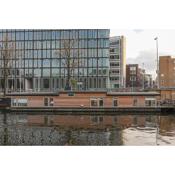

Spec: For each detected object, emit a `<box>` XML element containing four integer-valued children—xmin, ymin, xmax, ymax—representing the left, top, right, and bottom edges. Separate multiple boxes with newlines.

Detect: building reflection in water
<box><xmin>0</xmin><ymin>113</ymin><xmax>175</xmax><ymax>145</ymax></box>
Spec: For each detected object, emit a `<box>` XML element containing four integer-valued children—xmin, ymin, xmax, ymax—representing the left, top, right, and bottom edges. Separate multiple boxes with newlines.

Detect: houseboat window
<box><xmin>90</xmin><ymin>98</ymin><xmax>103</xmax><ymax>107</ymax></box>
<box><xmin>91</xmin><ymin>98</ymin><xmax>98</xmax><ymax>107</ymax></box>
<box><xmin>49</xmin><ymin>98</ymin><xmax>54</xmax><ymax>106</ymax></box>
<box><xmin>113</xmin><ymin>98</ymin><xmax>118</xmax><ymax>106</ymax></box>
<box><xmin>12</xmin><ymin>99</ymin><xmax>17</xmax><ymax>106</ymax></box>
<box><xmin>44</xmin><ymin>97</ymin><xmax>54</xmax><ymax>106</ymax></box>
<box><xmin>68</xmin><ymin>92</ymin><xmax>75</xmax><ymax>96</ymax></box>
<box><xmin>145</xmin><ymin>98</ymin><xmax>156</xmax><ymax>107</ymax></box>
<box><xmin>18</xmin><ymin>99</ymin><xmax>28</xmax><ymax>107</ymax></box>
<box><xmin>44</xmin><ymin>97</ymin><xmax>49</xmax><ymax>106</ymax></box>
<box><xmin>99</xmin><ymin>98</ymin><xmax>103</xmax><ymax>107</ymax></box>
<box><xmin>133</xmin><ymin>98</ymin><xmax>138</xmax><ymax>106</ymax></box>
<box><xmin>11</xmin><ymin>99</ymin><xmax>28</xmax><ymax>107</ymax></box>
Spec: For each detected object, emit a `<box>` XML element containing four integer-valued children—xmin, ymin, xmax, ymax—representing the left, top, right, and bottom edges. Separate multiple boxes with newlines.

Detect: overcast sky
<box><xmin>110</xmin><ymin>30</ymin><xmax>175</xmax><ymax>78</ymax></box>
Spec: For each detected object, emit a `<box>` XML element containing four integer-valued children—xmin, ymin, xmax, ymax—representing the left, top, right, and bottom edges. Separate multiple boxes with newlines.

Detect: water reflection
<box><xmin>0</xmin><ymin>112</ymin><xmax>175</xmax><ymax>145</ymax></box>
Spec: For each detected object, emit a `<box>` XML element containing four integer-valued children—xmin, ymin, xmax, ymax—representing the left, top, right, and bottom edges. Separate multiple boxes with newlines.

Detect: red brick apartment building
<box><xmin>126</xmin><ymin>64</ymin><xmax>144</xmax><ymax>89</ymax></box>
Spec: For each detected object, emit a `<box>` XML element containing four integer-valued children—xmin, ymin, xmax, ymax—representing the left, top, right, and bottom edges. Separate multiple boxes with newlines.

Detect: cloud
<box><xmin>127</xmin><ymin>49</ymin><xmax>159</xmax><ymax>78</ymax></box>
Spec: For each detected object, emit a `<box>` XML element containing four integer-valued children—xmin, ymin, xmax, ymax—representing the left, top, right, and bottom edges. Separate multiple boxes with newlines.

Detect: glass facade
<box><xmin>0</xmin><ymin>29</ymin><xmax>110</xmax><ymax>92</ymax></box>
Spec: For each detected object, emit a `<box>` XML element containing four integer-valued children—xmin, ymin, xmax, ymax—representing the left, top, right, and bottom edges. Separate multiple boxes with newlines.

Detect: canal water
<box><xmin>0</xmin><ymin>112</ymin><xmax>175</xmax><ymax>145</ymax></box>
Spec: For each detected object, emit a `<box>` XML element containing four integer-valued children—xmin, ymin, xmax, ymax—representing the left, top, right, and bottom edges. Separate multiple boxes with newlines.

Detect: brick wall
<box><xmin>10</xmin><ymin>92</ymin><xmax>159</xmax><ymax>107</ymax></box>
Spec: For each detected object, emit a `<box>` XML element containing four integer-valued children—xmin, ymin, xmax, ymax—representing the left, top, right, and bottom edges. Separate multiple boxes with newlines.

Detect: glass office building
<box><xmin>0</xmin><ymin>29</ymin><xmax>110</xmax><ymax>92</ymax></box>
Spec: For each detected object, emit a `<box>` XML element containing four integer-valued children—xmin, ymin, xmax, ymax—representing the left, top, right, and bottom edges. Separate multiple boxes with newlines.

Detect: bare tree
<box><xmin>55</xmin><ymin>39</ymin><xmax>79</xmax><ymax>90</ymax></box>
<box><xmin>0</xmin><ymin>33</ymin><xmax>15</xmax><ymax>97</ymax></box>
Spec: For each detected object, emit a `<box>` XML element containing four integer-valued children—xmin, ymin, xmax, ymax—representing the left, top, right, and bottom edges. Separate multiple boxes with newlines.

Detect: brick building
<box><xmin>126</xmin><ymin>64</ymin><xmax>144</xmax><ymax>90</ymax></box>
<box><xmin>159</xmin><ymin>56</ymin><xmax>175</xmax><ymax>88</ymax></box>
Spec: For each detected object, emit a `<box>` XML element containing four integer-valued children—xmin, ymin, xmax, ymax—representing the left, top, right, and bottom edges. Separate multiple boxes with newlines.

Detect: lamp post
<box><xmin>19</xmin><ymin>57</ymin><xmax>22</xmax><ymax>93</ymax></box>
<box><xmin>142</xmin><ymin>63</ymin><xmax>145</xmax><ymax>90</ymax></box>
<box><xmin>154</xmin><ymin>37</ymin><xmax>159</xmax><ymax>89</ymax></box>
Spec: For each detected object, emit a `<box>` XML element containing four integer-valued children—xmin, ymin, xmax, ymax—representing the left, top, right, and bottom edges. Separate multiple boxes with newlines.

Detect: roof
<box><xmin>6</xmin><ymin>91</ymin><xmax>160</xmax><ymax>96</ymax></box>
<box><xmin>107</xmin><ymin>91</ymin><xmax>160</xmax><ymax>96</ymax></box>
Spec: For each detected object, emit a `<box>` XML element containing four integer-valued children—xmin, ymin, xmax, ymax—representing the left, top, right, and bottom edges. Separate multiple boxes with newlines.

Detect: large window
<box><xmin>43</xmin><ymin>79</ymin><xmax>50</xmax><ymax>89</ymax></box>
<box><xmin>43</xmin><ymin>69</ymin><xmax>50</xmax><ymax>76</ymax></box>
<box><xmin>34</xmin><ymin>69</ymin><xmax>41</xmax><ymax>77</ymax></box>
<box><xmin>44</xmin><ymin>97</ymin><xmax>54</xmax><ymax>106</ymax></box>
<box><xmin>90</xmin><ymin>98</ymin><xmax>104</xmax><ymax>107</ymax></box>
<box><xmin>11</xmin><ymin>98</ymin><xmax>28</xmax><ymax>107</ymax></box>
<box><xmin>145</xmin><ymin>98</ymin><xmax>156</xmax><ymax>107</ymax></box>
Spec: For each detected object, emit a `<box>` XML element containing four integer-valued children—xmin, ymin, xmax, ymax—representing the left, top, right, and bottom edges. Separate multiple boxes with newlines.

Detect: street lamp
<box><xmin>142</xmin><ymin>63</ymin><xmax>145</xmax><ymax>90</ymax></box>
<box><xmin>154</xmin><ymin>37</ymin><xmax>159</xmax><ymax>89</ymax></box>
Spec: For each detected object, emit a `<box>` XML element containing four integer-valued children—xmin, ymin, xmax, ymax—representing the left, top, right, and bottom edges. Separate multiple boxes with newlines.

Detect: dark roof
<box><xmin>107</xmin><ymin>91</ymin><xmax>160</xmax><ymax>96</ymax></box>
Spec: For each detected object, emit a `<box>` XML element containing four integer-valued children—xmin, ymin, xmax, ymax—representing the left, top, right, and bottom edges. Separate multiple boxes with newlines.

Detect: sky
<box><xmin>110</xmin><ymin>30</ymin><xmax>175</xmax><ymax>78</ymax></box>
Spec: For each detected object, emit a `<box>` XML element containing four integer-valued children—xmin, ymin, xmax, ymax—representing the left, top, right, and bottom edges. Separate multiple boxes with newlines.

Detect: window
<box><xmin>98</xmin><ymin>29</ymin><xmax>109</xmax><ymax>38</ymax></box>
<box><xmin>133</xmin><ymin>98</ymin><xmax>138</xmax><ymax>106</ymax></box>
<box><xmin>44</xmin><ymin>97</ymin><xmax>54</xmax><ymax>106</ymax></box>
<box><xmin>88</xmin><ymin>39</ymin><xmax>97</xmax><ymax>48</ymax></box>
<box><xmin>52</xmin><ymin>68</ymin><xmax>60</xmax><ymax>76</ymax></box>
<box><xmin>88</xmin><ymin>30</ymin><xmax>97</xmax><ymax>38</ymax></box>
<box><xmin>114</xmin><ymin>84</ymin><xmax>119</xmax><ymax>88</ymax></box>
<box><xmin>99</xmin><ymin>98</ymin><xmax>103</xmax><ymax>107</ymax></box>
<box><xmin>11</xmin><ymin>99</ymin><xmax>17</xmax><ymax>106</ymax></box>
<box><xmin>111</xmin><ymin>70</ymin><xmax>119</xmax><ymax>74</ymax></box>
<box><xmin>110</xmin><ymin>62</ymin><xmax>119</xmax><ymax>67</ymax></box>
<box><xmin>145</xmin><ymin>98</ymin><xmax>156</xmax><ymax>107</ymax></box>
<box><xmin>130</xmin><ymin>66</ymin><xmax>136</xmax><ymax>71</ymax></box>
<box><xmin>43</xmin><ymin>59</ymin><xmax>50</xmax><ymax>67</ymax></box>
<box><xmin>49</xmin><ymin>98</ymin><xmax>54</xmax><ymax>106</ymax></box>
<box><xmin>110</xmin><ymin>48</ymin><xmax>115</xmax><ymax>53</ymax></box>
<box><xmin>43</xmin><ymin>79</ymin><xmax>50</xmax><ymax>89</ymax></box>
<box><xmin>110</xmin><ymin>77</ymin><xmax>119</xmax><ymax>81</ymax></box>
<box><xmin>34</xmin><ymin>69</ymin><xmax>41</xmax><ymax>77</ymax></box>
<box><xmin>161</xmin><ymin>80</ymin><xmax>164</xmax><ymax>85</ymax></box>
<box><xmin>12</xmin><ymin>98</ymin><xmax>28</xmax><ymax>107</ymax></box>
<box><xmin>90</xmin><ymin>98</ymin><xmax>104</xmax><ymax>107</ymax></box>
<box><xmin>68</xmin><ymin>92</ymin><xmax>75</xmax><ymax>96</ymax></box>
<box><xmin>113</xmin><ymin>98</ymin><xmax>118</xmax><ymax>106</ymax></box>
<box><xmin>18</xmin><ymin>99</ymin><xmax>28</xmax><ymax>106</ymax></box>
<box><xmin>91</xmin><ymin>98</ymin><xmax>98</xmax><ymax>107</ymax></box>
<box><xmin>79</xmin><ymin>30</ymin><xmax>87</xmax><ymax>38</ymax></box>
<box><xmin>43</xmin><ymin>69</ymin><xmax>50</xmax><ymax>77</ymax></box>
<box><xmin>44</xmin><ymin>97</ymin><xmax>49</xmax><ymax>106</ymax></box>
<box><xmin>110</xmin><ymin>55</ymin><xmax>119</xmax><ymax>60</ymax></box>
<box><xmin>130</xmin><ymin>70</ymin><xmax>136</xmax><ymax>75</ymax></box>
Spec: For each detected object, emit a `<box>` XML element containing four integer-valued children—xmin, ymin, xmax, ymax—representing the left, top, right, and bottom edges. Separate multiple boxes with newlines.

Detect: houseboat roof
<box><xmin>6</xmin><ymin>91</ymin><xmax>160</xmax><ymax>96</ymax></box>
<box><xmin>107</xmin><ymin>91</ymin><xmax>160</xmax><ymax>96</ymax></box>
